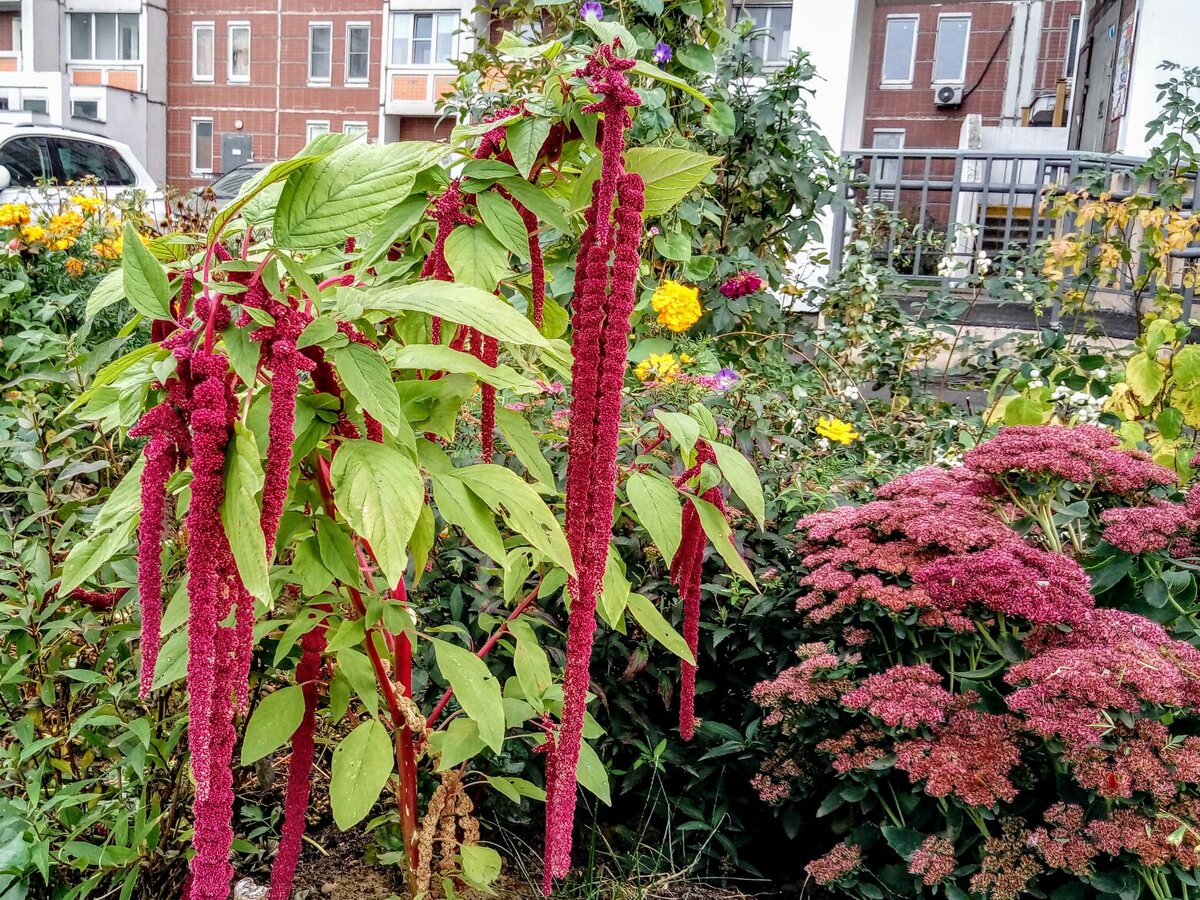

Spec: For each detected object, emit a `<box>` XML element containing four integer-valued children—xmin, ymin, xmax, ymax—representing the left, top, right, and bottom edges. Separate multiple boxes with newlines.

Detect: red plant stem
<box><xmin>311</xmin><ymin>452</ymin><xmax>420</xmax><ymax>880</ymax></box>
<box><xmin>426</xmin><ymin>580</ymin><xmax>543</xmax><ymax>729</ymax></box>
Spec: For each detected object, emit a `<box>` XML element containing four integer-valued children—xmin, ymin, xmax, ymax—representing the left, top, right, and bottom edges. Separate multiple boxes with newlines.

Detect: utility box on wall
<box><xmin>220</xmin><ymin>133</ymin><xmax>252</xmax><ymax>175</ymax></box>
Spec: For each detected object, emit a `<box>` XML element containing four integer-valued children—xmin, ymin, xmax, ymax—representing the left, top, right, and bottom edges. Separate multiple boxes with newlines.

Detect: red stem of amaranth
<box><xmin>425</xmin><ymin>579</ymin><xmax>543</xmax><ymax>728</ymax></box>
<box><xmin>312</xmin><ymin>454</ymin><xmax>420</xmax><ymax>885</ymax></box>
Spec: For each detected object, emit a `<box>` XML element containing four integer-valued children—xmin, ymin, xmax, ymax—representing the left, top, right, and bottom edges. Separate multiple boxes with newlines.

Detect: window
<box><xmin>52</xmin><ymin>139</ymin><xmax>135</xmax><ymax>185</ymax></box>
<box><xmin>933</xmin><ymin>14</ymin><xmax>970</xmax><ymax>84</ymax></box>
<box><xmin>21</xmin><ymin>98</ymin><xmax>47</xmax><ymax>114</ymax></box>
<box><xmin>346</xmin><ymin>23</ymin><xmax>370</xmax><ymax>82</ymax></box>
<box><xmin>0</xmin><ymin>137</ymin><xmax>52</xmax><ymax>186</ymax></box>
<box><xmin>308</xmin><ymin>23</ymin><xmax>332</xmax><ymax>82</ymax></box>
<box><xmin>872</xmin><ymin>130</ymin><xmax>905</xmax><ymax>185</ymax></box>
<box><xmin>1065</xmin><ymin>16</ymin><xmax>1081</xmax><ymax>78</ymax></box>
<box><xmin>68</xmin><ymin>13</ymin><xmax>140</xmax><ymax>61</ymax></box>
<box><xmin>306</xmin><ymin>121</ymin><xmax>331</xmax><ymax>144</ymax></box>
<box><xmin>193</xmin><ymin>23</ymin><xmax>214</xmax><ymax>82</ymax></box>
<box><xmin>228</xmin><ymin>23</ymin><xmax>250</xmax><ymax>82</ymax></box>
<box><xmin>882</xmin><ymin>15</ymin><xmax>918</xmax><ymax>84</ymax></box>
<box><xmin>12</xmin><ymin>17</ymin><xmax>21</xmax><ymax>54</ymax></box>
<box><xmin>72</xmin><ymin>99</ymin><xmax>100</xmax><ymax>121</ymax></box>
<box><xmin>390</xmin><ymin>12</ymin><xmax>456</xmax><ymax>65</ymax></box>
<box><xmin>192</xmin><ymin>118</ymin><xmax>214</xmax><ymax>173</ymax></box>
<box><xmin>732</xmin><ymin>3</ymin><xmax>792</xmax><ymax>64</ymax></box>
<box><xmin>343</xmin><ymin>122</ymin><xmax>369</xmax><ymax>141</ymax></box>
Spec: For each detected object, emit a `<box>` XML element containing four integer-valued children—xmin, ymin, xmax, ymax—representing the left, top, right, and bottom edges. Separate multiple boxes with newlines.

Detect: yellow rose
<box><xmin>21</xmin><ymin>225</ymin><xmax>47</xmax><ymax>243</ymax></box>
<box><xmin>651</xmin><ymin>280</ymin><xmax>702</xmax><ymax>332</ymax></box>
<box><xmin>72</xmin><ymin>194</ymin><xmax>104</xmax><ymax>215</ymax></box>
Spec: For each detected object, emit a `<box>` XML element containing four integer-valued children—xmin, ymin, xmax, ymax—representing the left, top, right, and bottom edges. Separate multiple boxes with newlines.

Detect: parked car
<box><xmin>204</xmin><ymin>162</ymin><xmax>269</xmax><ymax>201</ymax></box>
<box><xmin>0</xmin><ymin>125</ymin><xmax>165</xmax><ymax>223</ymax></box>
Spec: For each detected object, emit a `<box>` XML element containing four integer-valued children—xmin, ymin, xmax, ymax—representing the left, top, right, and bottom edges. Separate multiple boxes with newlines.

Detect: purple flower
<box><xmin>715</xmin><ymin>368</ymin><xmax>739</xmax><ymax>391</ymax></box>
<box><xmin>653</xmin><ymin>42</ymin><xmax>672</xmax><ymax>64</ymax></box>
<box><xmin>580</xmin><ymin>0</ymin><xmax>604</xmax><ymax>19</ymax></box>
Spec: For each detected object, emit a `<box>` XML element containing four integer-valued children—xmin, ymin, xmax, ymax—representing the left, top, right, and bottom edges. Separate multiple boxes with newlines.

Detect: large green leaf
<box><xmin>625</xmin><ymin>471</ymin><xmax>682</xmax><ymax>564</ymax></box>
<box><xmin>210</xmin><ymin>132</ymin><xmax>354</xmax><ymax>238</ymax></box>
<box><xmin>241</xmin><ymin>685</ymin><xmax>306</xmax><ymax>765</ymax></box>
<box><xmin>330</xmin><ymin>719</ymin><xmax>394</xmax><ymax>830</ymax></box>
<box><xmin>332</xmin><ymin>341</ymin><xmax>404</xmax><ymax>436</ymax></box>
<box><xmin>654</xmin><ymin>409</ymin><xmax>699</xmax><ymax>457</ymax></box>
<box><xmin>494</xmin><ymin>407</ymin><xmax>556</xmax><ymax>488</ymax></box>
<box><xmin>219</xmin><ymin>422</ymin><xmax>270</xmax><ymax>602</ymax></box>
<box><xmin>475</xmin><ymin>190</ymin><xmax>532</xmax><ymax>261</ymax></box>
<box><xmin>358</xmin><ymin>281</ymin><xmax>550</xmax><ymax>347</ymax></box>
<box><xmin>492</xmin><ymin>177</ymin><xmax>570</xmax><ymax>233</ymax></box>
<box><xmin>430</xmin><ymin>473</ymin><xmax>508</xmax><ymax>562</ymax></box>
<box><xmin>1125</xmin><ymin>352</ymin><xmax>1165</xmax><ymax>403</ymax></box>
<box><xmin>274</xmin><ymin>141</ymin><xmax>446</xmax><ymax>249</ymax></box>
<box><xmin>711</xmin><ymin>442</ymin><xmax>765</xmax><ymax>529</ymax></box>
<box><xmin>336</xmin><ymin>647</ymin><xmax>379</xmax><ymax>717</ymax></box>
<box><xmin>689</xmin><ymin>496</ymin><xmax>756</xmax><ymax>587</ymax></box>
<box><xmin>432</xmin><ymin>638</ymin><xmax>505</xmax><ymax>752</ymax></box>
<box><xmin>627</xmin><ymin>592</ymin><xmax>694</xmax><ymax>663</ymax></box>
<box><xmin>59</xmin><ymin>456</ymin><xmax>146</xmax><ymax>595</ymax></box>
<box><xmin>444</xmin><ymin>225</ymin><xmax>511</xmax><ymax>293</ymax></box>
<box><xmin>85</xmin><ymin>267</ymin><xmax>125</xmax><ymax>320</ymax></box>
<box><xmin>393</xmin><ymin>345</ymin><xmax>536</xmax><ymax>393</ymax></box>
<box><xmin>122</xmin><ymin>223</ymin><xmax>171</xmax><ymax>320</ymax></box>
<box><xmin>330</xmin><ymin>439</ymin><xmax>423</xmax><ymax>589</ymax></box>
<box><xmin>359</xmin><ymin>195</ymin><xmax>430</xmax><ymax>270</ymax></box>
<box><xmin>454</xmin><ymin>465</ymin><xmax>574</xmax><ymax>574</ymax></box>
<box><xmin>576</xmin><ymin>740</ymin><xmax>611</xmax><ymax>805</ymax></box>
<box><xmin>630</xmin><ymin>59</ymin><xmax>712</xmax><ymax>106</ymax></box>
<box><xmin>506</xmin><ymin>117</ymin><xmax>552</xmax><ymax>178</ymax></box>
<box><xmin>509</xmin><ymin>618</ymin><xmax>552</xmax><ymax>708</ymax></box>
<box><xmin>572</xmin><ymin>147</ymin><xmax>720</xmax><ymax>218</ymax></box>
<box><xmin>428</xmin><ymin>717</ymin><xmax>485</xmax><ymax>771</ymax></box>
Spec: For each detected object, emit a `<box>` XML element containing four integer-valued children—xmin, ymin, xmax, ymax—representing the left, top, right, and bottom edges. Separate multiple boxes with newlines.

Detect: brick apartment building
<box><xmin>165</xmin><ymin>1</ymin><xmax>485</xmax><ymax>190</ymax></box>
<box><xmin>860</xmin><ymin>0</ymin><xmax>1083</xmax><ymax>152</ymax></box>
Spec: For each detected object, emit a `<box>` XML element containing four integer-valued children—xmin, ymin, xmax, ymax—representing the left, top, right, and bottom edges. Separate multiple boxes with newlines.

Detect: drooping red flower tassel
<box><xmin>669</xmin><ymin>442</ymin><xmax>724</xmax><ymax>740</ymax></box>
<box><xmin>268</xmin><ymin>625</ymin><xmax>327</xmax><ymax>900</ymax></box>
<box><xmin>184</xmin><ymin>349</ymin><xmax>236</xmax><ymax>802</ymax></box>
<box><xmin>519</xmin><ymin>204</ymin><xmax>546</xmax><ymax>328</ymax></box>
<box><xmin>420</xmin><ymin>181</ymin><xmax>475</xmax><ymax>344</ymax></box>
<box><xmin>544</xmin><ymin>43</ymin><xmax>643</xmax><ymax>894</ymax></box>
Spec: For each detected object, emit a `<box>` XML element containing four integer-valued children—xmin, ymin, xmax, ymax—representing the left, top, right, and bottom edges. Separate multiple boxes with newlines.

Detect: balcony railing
<box><xmin>828</xmin><ymin>149</ymin><xmax>1200</xmax><ymax>330</ymax></box>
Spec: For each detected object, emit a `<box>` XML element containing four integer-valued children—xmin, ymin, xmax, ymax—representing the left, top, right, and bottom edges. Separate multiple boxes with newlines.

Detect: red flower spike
<box><xmin>268</xmin><ymin>625</ymin><xmax>328</xmax><ymax>900</ymax></box>
<box><xmin>420</xmin><ymin>181</ymin><xmax>475</xmax><ymax>342</ymax></box>
<box><xmin>545</xmin><ymin>46</ymin><xmax>642</xmax><ymax>892</ymax></box>
<box><xmin>518</xmin><ymin>204</ymin><xmax>546</xmax><ymax>328</ymax></box>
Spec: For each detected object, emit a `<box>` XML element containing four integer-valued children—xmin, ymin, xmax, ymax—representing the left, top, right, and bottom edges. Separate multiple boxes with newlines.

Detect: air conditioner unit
<box><xmin>935</xmin><ymin>85</ymin><xmax>964</xmax><ymax>108</ymax></box>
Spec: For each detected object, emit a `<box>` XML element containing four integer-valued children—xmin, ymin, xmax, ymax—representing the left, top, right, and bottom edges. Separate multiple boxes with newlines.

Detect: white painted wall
<box><xmin>787</xmin><ymin>0</ymin><xmax>870</xmax><ymax>152</ymax></box>
<box><xmin>1116</xmin><ymin>0</ymin><xmax>1200</xmax><ymax>156</ymax></box>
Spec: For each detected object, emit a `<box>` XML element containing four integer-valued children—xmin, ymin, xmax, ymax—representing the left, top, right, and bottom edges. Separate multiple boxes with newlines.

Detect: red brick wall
<box><xmin>396</xmin><ymin>115</ymin><xmax>454</xmax><ymax>142</ymax></box>
<box><xmin>166</xmin><ymin>1</ymin><xmax>383</xmax><ymax>190</ymax></box>
<box><xmin>862</xmin><ymin>0</ymin><xmax>1082</xmax><ymax>149</ymax></box>
<box><xmin>0</xmin><ymin>12</ymin><xmax>18</xmax><ymax>54</ymax></box>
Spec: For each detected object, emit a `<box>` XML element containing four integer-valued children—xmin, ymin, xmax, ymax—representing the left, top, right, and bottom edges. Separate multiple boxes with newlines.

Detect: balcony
<box><xmin>384</xmin><ymin>67</ymin><xmax>457</xmax><ymax>116</ymax></box>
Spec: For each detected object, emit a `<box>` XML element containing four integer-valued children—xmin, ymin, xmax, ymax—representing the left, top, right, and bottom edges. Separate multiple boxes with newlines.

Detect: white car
<box><xmin>0</xmin><ymin>125</ymin><xmax>165</xmax><ymax>223</ymax></box>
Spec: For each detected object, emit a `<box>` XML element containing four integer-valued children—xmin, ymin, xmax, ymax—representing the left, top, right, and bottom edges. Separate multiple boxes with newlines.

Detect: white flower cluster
<box><xmin>933</xmin><ymin>446</ymin><xmax>963</xmax><ymax>467</ymax></box>
<box><xmin>937</xmin><ymin>255</ymin><xmax>957</xmax><ymax>277</ymax></box>
<box><xmin>975</xmin><ymin>250</ymin><xmax>992</xmax><ymax>276</ymax></box>
<box><xmin>841</xmin><ymin>383</ymin><xmax>861</xmax><ymax>402</ymax></box>
<box><xmin>1012</xmin><ymin>270</ymin><xmax>1036</xmax><ymax>305</ymax></box>
<box><xmin>1028</xmin><ymin>368</ymin><xmax>1044</xmax><ymax>390</ymax></box>
<box><xmin>1050</xmin><ymin>383</ymin><xmax>1107</xmax><ymax>424</ymax></box>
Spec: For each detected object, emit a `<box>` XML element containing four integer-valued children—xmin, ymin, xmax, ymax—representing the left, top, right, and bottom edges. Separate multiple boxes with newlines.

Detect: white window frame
<box><xmin>389</xmin><ymin>11</ymin><xmax>459</xmax><ymax>67</ymax></box>
<box><xmin>71</xmin><ymin>95</ymin><xmax>103</xmax><ymax>122</ymax></box>
<box><xmin>191</xmin><ymin>117</ymin><xmax>214</xmax><ymax>175</ymax></box>
<box><xmin>68</xmin><ymin>12</ymin><xmax>142</xmax><ymax>63</ymax></box>
<box><xmin>343</xmin><ymin>121</ymin><xmax>369</xmax><ymax>141</ymax></box>
<box><xmin>192</xmin><ymin>21</ymin><xmax>214</xmax><ymax>83</ymax></box>
<box><xmin>732</xmin><ymin>3</ymin><xmax>792</xmax><ymax>66</ymax></box>
<box><xmin>308</xmin><ymin>21</ymin><xmax>333</xmax><ymax>84</ymax></box>
<box><xmin>306</xmin><ymin>120</ymin><xmax>331</xmax><ymax>144</ymax></box>
<box><xmin>227</xmin><ymin>22</ymin><xmax>250</xmax><ymax>84</ymax></box>
<box><xmin>881</xmin><ymin>14</ymin><xmax>919</xmax><ymax>87</ymax></box>
<box><xmin>1064</xmin><ymin>16</ymin><xmax>1081</xmax><ymax>79</ymax></box>
<box><xmin>872</xmin><ymin>129</ymin><xmax>905</xmax><ymax>185</ymax></box>
<box><xmin>932</xmin><ymin>13</ymin><xmax>971</xmax><ymax>85</ymax></box>
<box><xmin>345</xmin><ymin>22</ymin><xmax>371</xmax><ymax>83</ymax></box>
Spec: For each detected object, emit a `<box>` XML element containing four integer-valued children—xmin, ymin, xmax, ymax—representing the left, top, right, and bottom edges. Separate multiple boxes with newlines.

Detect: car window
<box><xmin>0</xmin><ymin>137</ymin><xmax>53</xmax><ymax>187</ymax></box>
<box><xmin>51</xmin><ymin>139</ymin><xmax>137</xmax><ymax>186</ymax></box>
